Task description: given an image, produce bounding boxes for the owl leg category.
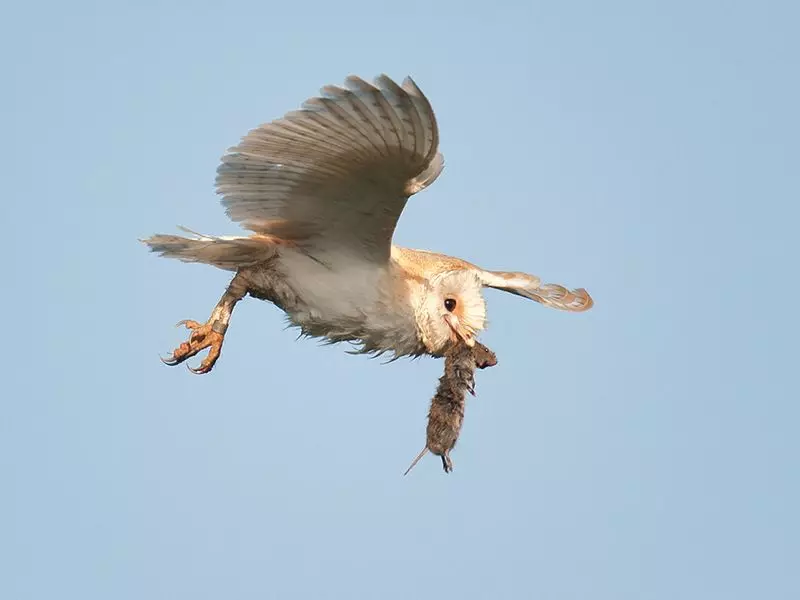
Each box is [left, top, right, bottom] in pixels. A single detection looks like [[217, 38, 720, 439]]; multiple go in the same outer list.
[[161, 272, 248, 374]]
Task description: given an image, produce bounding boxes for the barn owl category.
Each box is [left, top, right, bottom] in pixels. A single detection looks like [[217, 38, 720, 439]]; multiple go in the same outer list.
[[143, 74, 593, 374]]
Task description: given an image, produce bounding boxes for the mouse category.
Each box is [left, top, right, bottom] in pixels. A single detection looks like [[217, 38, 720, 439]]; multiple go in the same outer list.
[[404, 341, 497, 475]]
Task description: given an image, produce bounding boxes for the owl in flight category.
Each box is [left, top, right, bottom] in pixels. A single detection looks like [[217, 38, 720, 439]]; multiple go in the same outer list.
[[143, 74, 593, 374]]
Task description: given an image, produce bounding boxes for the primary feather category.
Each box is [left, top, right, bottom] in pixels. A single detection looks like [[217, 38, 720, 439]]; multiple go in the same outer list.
[[215, 75, 444, 266]]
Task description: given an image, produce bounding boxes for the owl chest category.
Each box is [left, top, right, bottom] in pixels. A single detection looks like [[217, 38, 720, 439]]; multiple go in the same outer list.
[[261, 251, 423, 355]]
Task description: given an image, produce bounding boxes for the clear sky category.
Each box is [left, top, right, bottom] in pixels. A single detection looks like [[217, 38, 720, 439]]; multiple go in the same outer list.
[[3, 1, 798, 598]]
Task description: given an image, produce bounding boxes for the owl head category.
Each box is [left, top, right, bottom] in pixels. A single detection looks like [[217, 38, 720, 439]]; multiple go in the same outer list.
[[417, 270, 487, 354]]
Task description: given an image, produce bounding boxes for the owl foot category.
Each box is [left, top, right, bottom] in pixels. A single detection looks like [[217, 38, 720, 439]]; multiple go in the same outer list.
[[161, 319, 226, 374], [159, 272, 248, 375]]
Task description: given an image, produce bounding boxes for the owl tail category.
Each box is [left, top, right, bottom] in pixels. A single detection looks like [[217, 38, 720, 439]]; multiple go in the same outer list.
[[141, 227, 277, 271]]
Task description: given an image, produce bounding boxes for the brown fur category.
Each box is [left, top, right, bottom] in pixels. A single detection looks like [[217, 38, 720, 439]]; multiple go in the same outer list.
[[404, 341, 497, 475]]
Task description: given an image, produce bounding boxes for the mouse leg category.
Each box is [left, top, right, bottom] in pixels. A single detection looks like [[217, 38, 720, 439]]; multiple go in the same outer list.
[[441, 452, 454, 473]]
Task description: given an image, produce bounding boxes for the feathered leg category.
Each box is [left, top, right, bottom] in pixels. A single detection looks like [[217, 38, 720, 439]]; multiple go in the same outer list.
[[161, 272, 248, 374]]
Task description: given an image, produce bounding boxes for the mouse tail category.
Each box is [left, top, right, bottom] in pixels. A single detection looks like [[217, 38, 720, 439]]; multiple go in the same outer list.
[[403, 446, 429, 476]]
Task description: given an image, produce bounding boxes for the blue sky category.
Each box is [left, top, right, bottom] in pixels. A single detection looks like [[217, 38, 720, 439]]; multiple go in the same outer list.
[[3, 1, 798, 598]]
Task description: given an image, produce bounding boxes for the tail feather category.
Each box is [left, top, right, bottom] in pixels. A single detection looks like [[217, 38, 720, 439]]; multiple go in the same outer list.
[[141, 229, 277, 270]]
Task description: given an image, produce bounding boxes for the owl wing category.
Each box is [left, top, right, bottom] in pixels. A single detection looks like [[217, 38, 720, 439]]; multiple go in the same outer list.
[[479, 270, 594, 312], [391, 248, 594, 313], [215, 75, 443, 266]]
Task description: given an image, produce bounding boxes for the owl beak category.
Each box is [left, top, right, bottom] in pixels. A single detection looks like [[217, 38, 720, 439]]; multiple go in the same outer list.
[[444, 313, 476, 347]]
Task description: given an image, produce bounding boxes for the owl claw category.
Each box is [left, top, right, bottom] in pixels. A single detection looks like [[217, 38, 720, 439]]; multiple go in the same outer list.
[[161, 319, 225, 374], [175, 319, 202, 329]]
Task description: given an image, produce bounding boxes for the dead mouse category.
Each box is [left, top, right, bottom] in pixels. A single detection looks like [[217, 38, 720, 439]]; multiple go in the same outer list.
[[404, 341, 497, 475]]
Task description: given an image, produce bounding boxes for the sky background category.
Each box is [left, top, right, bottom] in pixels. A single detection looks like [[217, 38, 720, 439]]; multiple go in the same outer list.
[[2, 1, 798, 598]]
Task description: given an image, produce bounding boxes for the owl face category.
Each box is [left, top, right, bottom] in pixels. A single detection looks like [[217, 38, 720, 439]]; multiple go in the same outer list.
[[418, 270, 487, 354]]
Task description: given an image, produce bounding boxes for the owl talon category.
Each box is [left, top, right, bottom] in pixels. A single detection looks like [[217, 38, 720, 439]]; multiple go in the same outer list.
[[176, 319, 202, 329], [187, 341, 222, 375], [162, 320, 225, 374]]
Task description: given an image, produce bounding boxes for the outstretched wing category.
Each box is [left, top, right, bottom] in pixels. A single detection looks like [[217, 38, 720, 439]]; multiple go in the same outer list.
[[479, 270, 594, 312], [390, 247, 594, 312], [215, 75, 443, 265]]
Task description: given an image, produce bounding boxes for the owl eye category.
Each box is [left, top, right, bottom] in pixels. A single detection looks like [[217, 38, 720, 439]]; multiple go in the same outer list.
[[444, 298, 457, 312]]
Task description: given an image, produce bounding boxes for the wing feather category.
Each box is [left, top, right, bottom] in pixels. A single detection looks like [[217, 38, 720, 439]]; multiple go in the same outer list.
[[479, 270, 594, 312], [402, 77, 439, 164], [323, 84, 390, 157], [344, 76, 404, 159], [374, 75, 418, 158], [216, 74, 444, 264]]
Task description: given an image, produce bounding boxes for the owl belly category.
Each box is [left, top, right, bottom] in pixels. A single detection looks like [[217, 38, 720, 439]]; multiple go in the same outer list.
[[261, 250, 424, 356]]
